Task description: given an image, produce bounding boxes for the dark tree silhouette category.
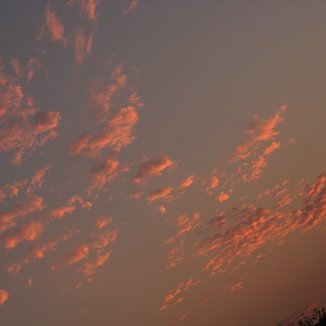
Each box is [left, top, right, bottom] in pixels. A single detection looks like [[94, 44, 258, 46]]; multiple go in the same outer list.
[[278, 307, 326, 326]]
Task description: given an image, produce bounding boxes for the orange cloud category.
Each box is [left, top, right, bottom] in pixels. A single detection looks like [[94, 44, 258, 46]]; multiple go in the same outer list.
[[0, 196, 44, 232], [0, 289, 9, 305], [235, 106, 286, 160], [1, 220, 44, 250], [0, 63, 61, 165], [88, 158, 128, 193], [229, 281, 244, 294], [133, 155, 174, 185], [216, 192, 230, 203], [69, 0, 99, 21], [52, 243, 90, 270], [51, 205, 76, 220], [91, 228, 118, 253], [75, 29, 94, 65], [95, 216, 112, 229], [44, 4, 66, 43], [69, 106, 138, 157], [147, 186, 173, 204], [160, 278, 200, 312], [179, 175, 196, 189], [0, 179, 26, 202], [195, 174, 325, 276], [26, 165, 51, 196], [82, 250, 111, 277], [89, 65, 128, 119]]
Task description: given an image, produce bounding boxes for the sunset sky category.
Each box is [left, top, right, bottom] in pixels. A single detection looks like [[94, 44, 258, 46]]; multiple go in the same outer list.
[[0, 1, 325, 325]]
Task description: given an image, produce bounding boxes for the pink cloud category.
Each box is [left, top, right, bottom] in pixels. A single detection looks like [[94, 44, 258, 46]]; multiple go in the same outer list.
[[82, 251, 111, 277], [75, 29, 94, 65], [179, 175, 196, 189], [89, 65, 128, 119], [51, 205, 76, 220], [160, 278, 200, 312], [216, 192, 230, 203], [44, 4, 66, 44], [0, 289, 9, 305], [133, 155, 174, 185], [52, 243, 90, 270], [94, 216, 112, 229], [26, 165, 51, 196], [147, 186, 174, 204], [69, 106, 138, 157], [1, 220, 44, 250], [195, 174, 325, 276], [0, 179, 26, 202], [87, 158, 128, 193], [235, 106, 286, 160], [0, 196, 44, 232], [229, 281, 244, 294], [69, 0, 99, 21]]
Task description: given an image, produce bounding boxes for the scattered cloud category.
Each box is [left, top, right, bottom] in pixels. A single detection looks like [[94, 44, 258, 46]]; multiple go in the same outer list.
[[133, 155, 174, 185], [43, 4, 66, 44]]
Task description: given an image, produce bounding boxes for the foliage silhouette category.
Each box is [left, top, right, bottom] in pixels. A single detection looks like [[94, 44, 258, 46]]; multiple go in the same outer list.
[[278, 307, 326, 326]]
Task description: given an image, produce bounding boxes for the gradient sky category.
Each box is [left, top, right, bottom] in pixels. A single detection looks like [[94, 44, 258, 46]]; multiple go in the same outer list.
[[0, 1, 325, 325]]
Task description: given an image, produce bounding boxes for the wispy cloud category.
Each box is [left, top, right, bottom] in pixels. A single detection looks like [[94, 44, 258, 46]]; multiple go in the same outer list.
[[43, 4, 66, 44], [0, 196, 44, 232], [75, 29, 94, 65], [69, 106, 138, 157], [133, 155, 174, 185], [123, 0, 140, 15]]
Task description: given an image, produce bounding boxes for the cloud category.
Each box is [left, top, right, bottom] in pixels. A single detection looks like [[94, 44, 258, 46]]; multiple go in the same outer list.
[[133, 155, 174, 185], [26, 165, 51, 196], [216, 192, 230, 203], [0, 196, 44, 232], [87, 158, 128, 193], [52, 243, 90, 270], [235, 106, 286, 160], [0, 107, 61, 165], [69, 106, 138, 157], [160, 278, 200, 312], [51, 205, 76, 220], [25, 278, 33, 289], [147, 186, 173, 204], [94, 216, 112, 229], [229, 281, 244, 294], [205, 172, 220, 194], [69, 0, 99, 21], [0, 63, 61, 165], [89, 65, 128, 118], [91, 228, 118, 253], [195, 174, 326, 276], [263, 141, 281, 156], [123, 0, 140, 15], [44, 4, 66, 44], [179, 175, 196, 189], [0, 179, 26, 202], [1, 220, 44, 250], [82, 251, 111, 277], [165, 213, 201, 269], [75, 29, 94, 65], [0, 289, 9, 305]]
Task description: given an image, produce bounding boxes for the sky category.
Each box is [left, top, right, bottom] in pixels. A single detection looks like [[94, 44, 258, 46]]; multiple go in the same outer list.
[[0, 1, 325, 325]]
